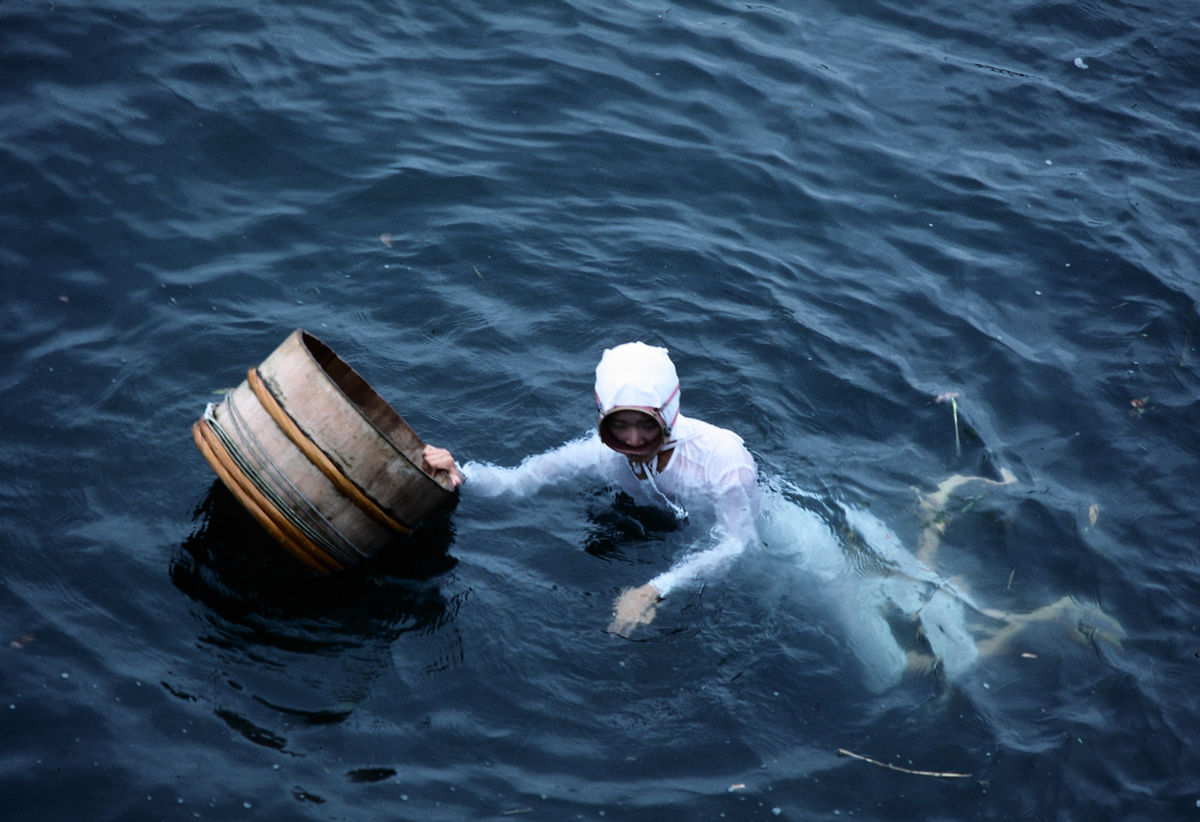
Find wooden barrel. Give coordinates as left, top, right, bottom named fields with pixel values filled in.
left=192, top=329, right=457, bottom=574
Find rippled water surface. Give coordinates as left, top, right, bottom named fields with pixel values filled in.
left=2, top=1, right=1198, bottom=820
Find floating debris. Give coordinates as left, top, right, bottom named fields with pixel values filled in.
left=944, top=55, right=1033, bottom=79
left=1074, top=57, right=1089, bottom=69
left=1088, top=504, right=1100, bottom=528
left=836, top=748, right=971, bottom=779
left=935, top=392, right=962, bottom=457
left=9, top=633, right=35, bottom=650
left=380, top=233, right=393, bottom=249
left=346, top=767, right=397, bottom=784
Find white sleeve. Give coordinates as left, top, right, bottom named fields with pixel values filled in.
left=459, top=433, right=606, bottom=498
left=648, top=456, right=759, bottom=596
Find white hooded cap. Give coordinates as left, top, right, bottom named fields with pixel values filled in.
left=594, top=342, right=681, bottom=454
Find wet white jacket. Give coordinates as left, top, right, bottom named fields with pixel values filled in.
left=460, top=343, right=759, bottom=597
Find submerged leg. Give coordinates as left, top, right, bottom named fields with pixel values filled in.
left=916, top=468, right=1017, bottom=565
left=917, top=589, right=979, bottom=681
left=905, top=649, right=937, bottom=676
left=833, top=582, right=910, bottom=693
left=975, top=596, right=1126, bottom=658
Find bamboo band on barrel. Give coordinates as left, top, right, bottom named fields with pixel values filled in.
left=246, top=367, right=413, bottom=535
left=192, top=419, right=342, bottom=574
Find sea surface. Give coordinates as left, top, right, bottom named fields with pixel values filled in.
left=2, top=1, right=1198, bottom=820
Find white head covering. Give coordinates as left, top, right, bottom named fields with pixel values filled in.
left=594, top=342, right=681, bottom=456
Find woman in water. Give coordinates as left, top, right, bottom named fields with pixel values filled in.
left=422, top=341, right=1121, bottom=690
left=423, top=341, right=759, bottom=637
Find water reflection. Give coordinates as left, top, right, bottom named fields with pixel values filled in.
left=173, top=481, right=458, bottom=642
left=167, top=482, right=460, bottom=745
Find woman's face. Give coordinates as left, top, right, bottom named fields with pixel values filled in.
left=603, top=410, right=663, bottom=453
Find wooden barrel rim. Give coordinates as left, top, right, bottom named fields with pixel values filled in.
left=292, top=330, right=456, bottom=499
left=247, top=366, right=414, bottom=536
left=192, top=419, right=343, bottom=575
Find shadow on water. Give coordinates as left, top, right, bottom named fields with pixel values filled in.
left=172, top=483, right=458, bottom=645
left=163, top=484, right=464, bottom=746
left=583, top=490, right=683, bottom=561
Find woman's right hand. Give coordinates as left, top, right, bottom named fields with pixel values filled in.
left=608, top=584, right=662, bottom=637
left=422, top=444, right=463, bottom=489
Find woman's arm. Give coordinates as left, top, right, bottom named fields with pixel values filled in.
left=609, top=459, right=760, bottom=636
left=656, top=452, right=760, bottom=590
left=453, top=433, right=607, bottom=498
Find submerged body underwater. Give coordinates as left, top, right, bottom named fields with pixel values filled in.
left=755, top=470, right=1124, bottom=693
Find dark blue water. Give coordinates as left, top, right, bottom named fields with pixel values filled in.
left=2, top=1, right=1198, bottom=819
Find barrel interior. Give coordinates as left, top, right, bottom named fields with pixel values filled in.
left=299, top=331, right=428, bottom=465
